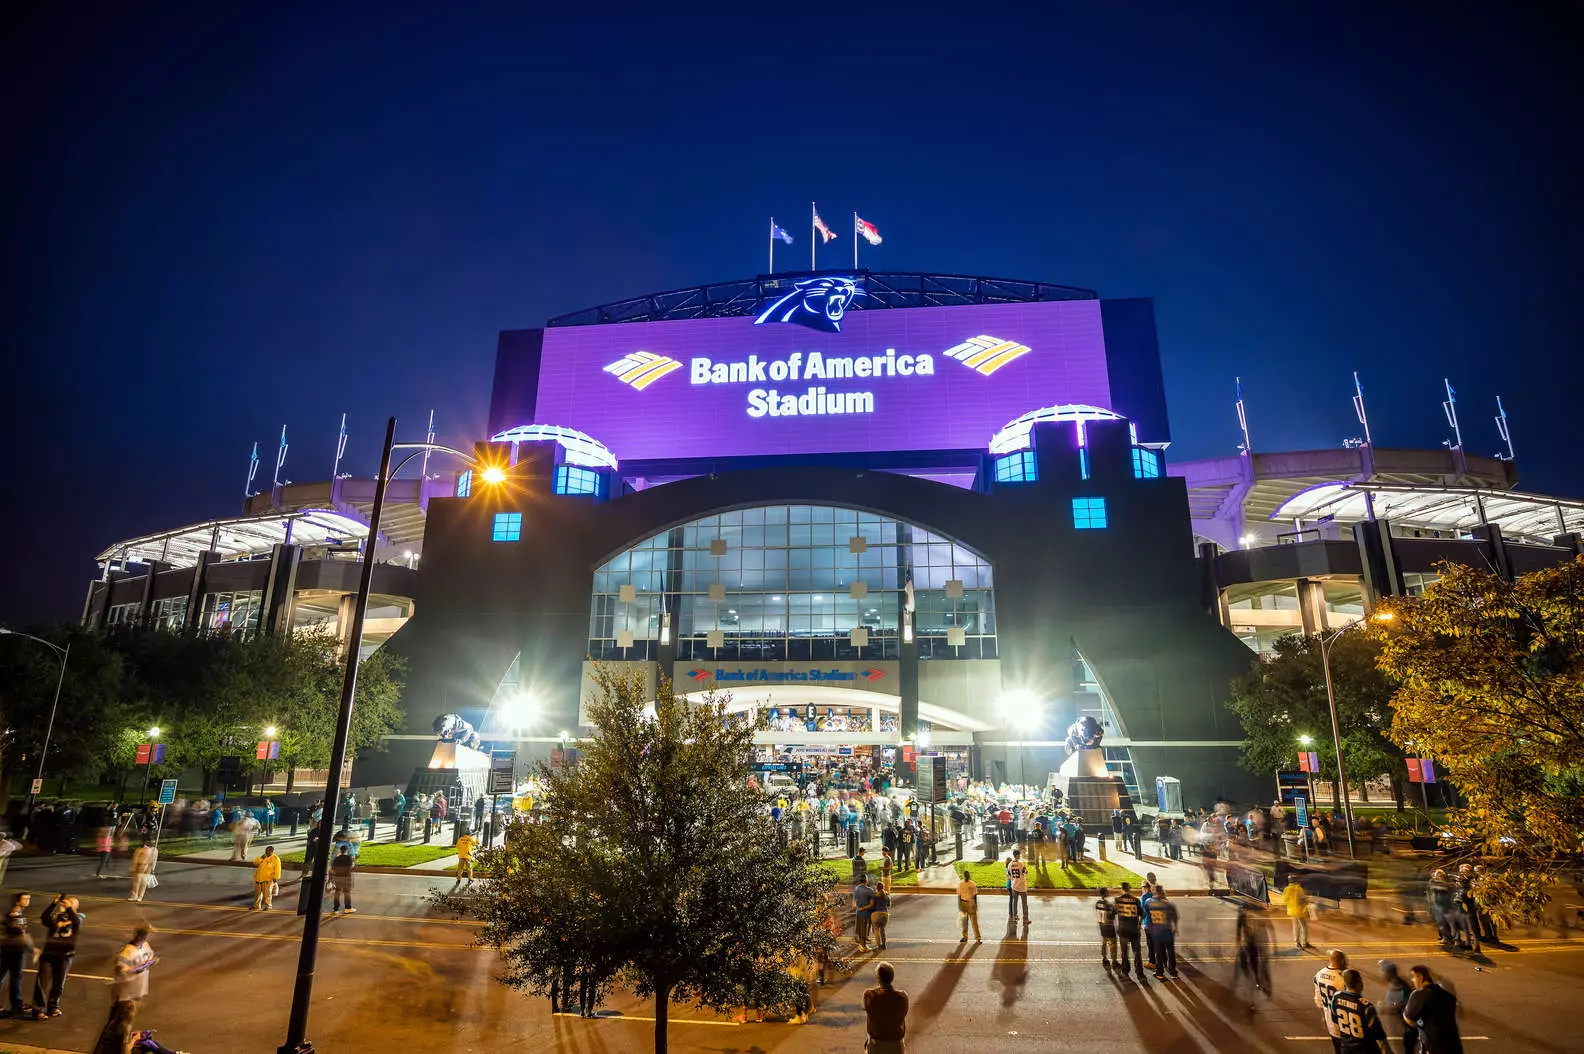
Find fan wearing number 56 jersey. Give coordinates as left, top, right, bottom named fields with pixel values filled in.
left=1331, top=969, right=1390, bottom=1053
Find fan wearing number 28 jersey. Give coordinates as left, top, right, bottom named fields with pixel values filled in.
left=1331, top=970, right=1390, bottom=1054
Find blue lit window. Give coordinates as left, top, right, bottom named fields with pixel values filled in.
left=1131, top=448, right=1161, bottom=479
left=456, top=469, right=473, bottom=497
left=492, top=512, right=523, bottom=542
left=1079, top=448, right=1090, bottom=480
left=1072, top=497, right=1108, bottom=530
left=554, top=465, right=601, bottom=496
left=994, top=450, right=1038, bottom=484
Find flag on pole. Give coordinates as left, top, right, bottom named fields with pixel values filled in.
left=812, top=209, right=836, bottom=243
left=771, top=221, right=793, bottom=245
left=855, top=215, right=882, bottom=245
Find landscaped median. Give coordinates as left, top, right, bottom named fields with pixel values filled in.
left=815, top=857, right=1141, bottom=891
left=277, top=843, right=458, bottom=867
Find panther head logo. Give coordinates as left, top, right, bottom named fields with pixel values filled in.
left=754, top=276, right=861, bottom=333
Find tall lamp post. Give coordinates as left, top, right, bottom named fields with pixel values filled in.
left=280, top=419, right=493, bottom=1054
left=0, top=628, right=70, bottom=814
left=1317, top=611, right=1394, bottom=861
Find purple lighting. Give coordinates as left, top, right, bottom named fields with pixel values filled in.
left=530, top=300, right=1112, bottom=462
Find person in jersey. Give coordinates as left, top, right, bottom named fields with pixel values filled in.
left=1112, top=882, right=1145, bottom=981
left=1093, top=887, right=1117, bottom=969
left=1330, top=969, right=1389, bottom=1053
left=1144, top=886, right=1180, bottom=979
left=1314, top=949, right=1350, bottom=1053
left=1005, top=849, right=1029, bottom=923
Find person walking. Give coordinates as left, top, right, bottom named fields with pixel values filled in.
left=452, top=829, right=477, bottom=890
left=113, top=926, right=157, bottom=1005
left=1006, top=849, right=1030, bottom=923
left=1314, top=949, right=1350, bottom=1054
left=1403, top=964, right=1462, bottom=1054
left=1145, top=886, right=1180, bottom=980
left=252, top=847, right=282, bottom=910
left=880, top=847, right=894, bottom=889
left=1094, top=887, right=1118, bottom=970
left=1330, top=969, right=1390, bottom=1053
left=329, top=845, right=357, bottom=914
left=871, top=883, right=892, bottom=951
left=0, top=893, right=33, bottom=1017
left=1234, top=902, right=1273, bottom=1010
left=1284, top=878, right=1313, bottom=949
left=1378, top=960, right=1415, bottom=1054
left=94, top=826, right=115, bottom=879
left=128, top=840, right=158, bottom=903
left=230, top=809, right=259, bottom=861
left=862, top=961, right=909, bottom=1054
left=853, top=876, right=876, bottom=951
left=31, top=894, right=82, bottom=1018
left=956, top=869, right=981, bottom=943
left=1113, top=882, right=1145, bottom=981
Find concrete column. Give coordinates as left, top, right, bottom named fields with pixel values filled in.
left=336, top=593, right=357, bottom=658
left=1296, top=578, right=1328, bottom=636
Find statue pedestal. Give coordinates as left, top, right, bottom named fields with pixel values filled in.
left=1054, top=748, right=1136, bottom=826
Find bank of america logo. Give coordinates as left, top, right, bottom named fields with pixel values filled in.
left=861, top=667, right=885, bottom=681
left=688, top=668, right=712, bottom=682
left=605, top=351, right=682, bottom=390
left=943, top=335, right=1031, bottom=376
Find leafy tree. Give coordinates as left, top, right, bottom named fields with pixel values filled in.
left=0, top=625, right=139, bottom=805
left=444, top=664, right=842, bottom=1054
left=1372, top=558, right=1584, bottom=923
left=1227, top=630, right=1405, bottom=806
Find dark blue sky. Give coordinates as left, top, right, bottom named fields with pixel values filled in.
left=3, top=4, right=1579, bottom=622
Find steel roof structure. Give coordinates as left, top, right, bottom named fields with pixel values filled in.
left=97, top=509, right=370, bottom=569
left=545, top=271, right=1098, bottom=327
left=1271, top=482, right=1584, bottom=545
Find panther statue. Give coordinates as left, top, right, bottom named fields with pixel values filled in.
left=433, top=713, right=481, bottom=750
left=1064, top=715, right=1104, bottom=753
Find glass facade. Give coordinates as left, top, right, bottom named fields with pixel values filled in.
left=554, top=465, right=602, bottom=496
left=1072, top=497, right=1108, bottom=529
left=994, top=450, right=1038, bottom=484
left=588, top=504, right=997, bottom=661
left=200, top=590, right=263, bottom=638
left=1131, top=447, right=1161, bottom=479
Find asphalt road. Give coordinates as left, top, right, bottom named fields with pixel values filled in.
left=1, top=853, right=1580, bottom=1053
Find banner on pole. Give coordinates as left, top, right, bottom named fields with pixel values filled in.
left=136, top=743, right=151, bottom=765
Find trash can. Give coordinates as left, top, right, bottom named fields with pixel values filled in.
left=846, top=827, right=859, bottom=859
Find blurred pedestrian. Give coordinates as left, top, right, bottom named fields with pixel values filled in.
left=1094, top=887, right=1117, bottom=970
left=128, top=840, right=158, bottom=903
left=230, top=809, right=260, bottom=862
left=1403, top=964, right=1462, bottom=1054
left=0, top=893, right=34, bottom=1016
left=451, top=830, right=477, bottom=890
left=1378, top=960, right=1415, bottom=1054
left=862, top=961, right=909, bottom=1054
left=113, top=925, right=157, bottom=1005
left=329, top=845, right=356, bottom=914
left=252, top=847, right=283, bottom=910
left=1145, top=887, right=1180, bottom=980
left=94, top=826, right=115, bottom=878
left=1284, top=879, right=1312, bottom=949
left=1234, top=902, right=1272, bottom=1009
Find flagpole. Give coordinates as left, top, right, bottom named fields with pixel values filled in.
left=810, top=202, right=816, bottom=270
left=853, top=211, right=858, bottom=269
left=769, top=218, right=774, bottom=274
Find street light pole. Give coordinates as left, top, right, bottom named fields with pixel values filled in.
left=0, top=629, right=69, bottom=814
left=1319, top=628, right=1359, bottom=860
left=279, top=419, right=488, bottom=1054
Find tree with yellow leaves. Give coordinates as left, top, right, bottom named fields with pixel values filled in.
left=1373, top=557, right=1584, bottom=922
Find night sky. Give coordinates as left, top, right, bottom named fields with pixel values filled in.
left=3, top=5, right=1579, bottom=624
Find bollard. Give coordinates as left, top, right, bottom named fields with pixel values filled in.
left=368, top=815, right=376, bottom=842
left=289, top=811, right=299, bottom=837
left=423, top=818, right=433, bottom=843
left=1099, top=833, right=1108, bottom=861
left=955, top=827, right=964, bottom=862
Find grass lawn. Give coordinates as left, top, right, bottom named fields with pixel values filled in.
left=279, top=843, right=457, bottom=867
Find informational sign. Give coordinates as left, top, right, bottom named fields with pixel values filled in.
left=158, top=778, right=178, bottom=805
left=1276, top=771, right=1310, bottom=805
left=488, top=752, right=517, bottom=794
left=1294, top=795, right=1309, bottom=830
left=531, top=299, right=1123, bottom=462
left=916, top=755, right=948, bottom=802
left=29, top=778, right=43, bottom=795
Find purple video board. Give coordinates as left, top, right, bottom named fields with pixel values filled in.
left=531, top=299, right=1111, bottom=463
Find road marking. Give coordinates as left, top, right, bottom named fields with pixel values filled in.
left=554, top=1012, right=741, bottom=1027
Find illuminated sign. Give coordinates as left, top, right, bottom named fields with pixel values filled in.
left=531, top=299, right=1116, bottom=462
left=754, top=276, right=860, bottom=333
left=688, top=667, right=887, bottom=684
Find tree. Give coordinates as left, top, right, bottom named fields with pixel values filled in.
left=0, top=625, right=139, bottom=806
left=1227, top=631, right=1405, bottom=806
left=445, top=664, right=842, bottom=1054
left=1372, top=558, right=1584, bottom=923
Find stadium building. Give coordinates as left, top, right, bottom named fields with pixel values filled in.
left=82, top=272, right=1584, bottom=808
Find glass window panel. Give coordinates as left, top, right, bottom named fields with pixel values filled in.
left=741, top=507, right=765, bottom=525
left=762, top=524, right=788, bottom=546
left=719, top=510, right=742, bottom=526
left=764, top=505, right=788, bottom=524
left=810, top=523, right=835, bottom=547
left=811, top=506, right=834, bottom=523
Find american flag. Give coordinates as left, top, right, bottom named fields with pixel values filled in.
left=812, top=210, right=837, bottom=243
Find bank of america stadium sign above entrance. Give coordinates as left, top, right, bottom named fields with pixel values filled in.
left=531, top=288, right=1114, bottom=463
